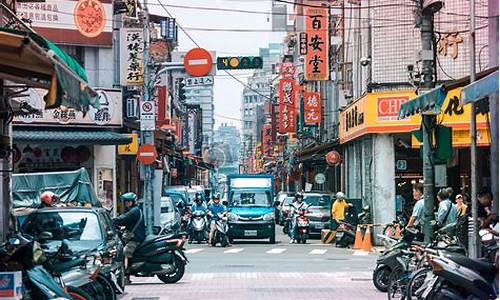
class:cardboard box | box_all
[0,271,22,300]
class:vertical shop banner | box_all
[262,124,273,158]
[278,79,296,133]
[305,8,329,81]
[120,28,144,86]
[303,92,322,125]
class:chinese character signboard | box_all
[305,8,329,81]
[278,79,296,133]
[16,0,112,46]
[303,92,322,125]
[262,124,273,158]
[120,28,144,86]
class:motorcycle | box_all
[118,229,189,284]
[0,232,73,300]
[211,212,229,247]
[190,210,208,244]
[295,205,311,244]
[180,209,191,234]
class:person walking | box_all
[436,188,458,227]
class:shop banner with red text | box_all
[305,8,329,81]
[278,79,296,133]
[303,92,322,125]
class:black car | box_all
[20,207,125,291]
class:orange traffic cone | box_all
[361,225,373,252]
[353,225,363,249]
[394,224,402,239]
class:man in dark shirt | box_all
[478,190,498,229]
[113,192,146,270]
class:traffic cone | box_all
[361,225,373,252]
[394,224,402,239]
[353,225,363,249]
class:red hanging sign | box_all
[305,8,329,81]
[303,92,322,125]
[261,123,273,158]
[278,79,296,133]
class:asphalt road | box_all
[120,225,386,300]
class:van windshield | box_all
[230,191,272,208]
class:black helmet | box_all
[195,193,203,203]
[295,192,304,199]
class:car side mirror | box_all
[38,231,53,242]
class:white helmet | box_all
[335,192,346,200]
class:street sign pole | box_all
[142,0,154,235]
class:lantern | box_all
[325,150,342,166]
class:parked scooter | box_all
[211,212,229,247]
[191,210,208,243]
[118,229,189,284]
[0,232,74,299]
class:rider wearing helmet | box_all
[207,193,227,245]
[289,192,307,244]
[113,192,146,270]
[40,191,59,208]
[331,192,348,230]
[189,193,208,243]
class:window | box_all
[230,191,272,207]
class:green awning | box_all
[461,70,499,105]
[0,28,99,113]
[13,130,132,145]
[398,85,447,119]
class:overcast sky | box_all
[149,0,284,131]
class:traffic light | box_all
[177,78,186,102]
[216,56,263,70]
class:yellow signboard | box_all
[118,133,138,155]
[412,128,491,148]
[339,88,490,144]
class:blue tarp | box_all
[398,85,447,119]
[461,70,499,104]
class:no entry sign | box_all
[137,144,157,165]
[184,48,213,77]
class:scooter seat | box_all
[445,253,496,280]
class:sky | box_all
[149,0,285,131]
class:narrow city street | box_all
[120,228,384,300]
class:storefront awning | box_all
[0,28,99,113]
[461,70,499,105]
[13,130,132,145]
[398,85,447,119]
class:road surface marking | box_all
[185,249,204,254]
[266,248,287,254]
[353,250,369,256]
[309,249,328,255]
[224,248,244,254]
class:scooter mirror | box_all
[38,231,53,242]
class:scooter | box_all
[190,210,208,244]
[295,205,311,244]
[211,212,229,247]
[118,229,189,284]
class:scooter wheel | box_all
[157,256,186,284]
[67,285,92,300]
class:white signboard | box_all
[185,76,214,87]
[140,100,156,131]
[14,88,122,127]
[120,28,144,86]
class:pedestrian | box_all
[478,189,498,229]
[406,183,424,240]
[330,192,348,231]
[454,194,468,216]
[436,188,458,227]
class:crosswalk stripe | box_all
[309,249,328,255]
[185,248,204,254]
[266,248,287,254]
[224,248,244,254]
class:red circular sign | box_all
[325,150,342,166]
[74,0,106,38]
[183,48,213,77]
[137,144,157,165]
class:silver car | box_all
[303,193,333,235]
[160,196,181,234]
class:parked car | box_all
[164,186,191,204]
[276,192,295,225]
[160,196,181,234]
[303,192,334,236]
[20,207,126,291]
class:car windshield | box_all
[230,191,272,207]
[161,198,175,213]
[304,195,331,207]
[22,211,103,251]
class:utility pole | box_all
[418,1,441,243]
[469,0,480,258]
[142,0,154,235]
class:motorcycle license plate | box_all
[244,230,257,237]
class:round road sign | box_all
[184,48,213,77]
[137,144,157,165]
[315,173,326,184]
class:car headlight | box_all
[228,213,239,222]
[263,213,275,221]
